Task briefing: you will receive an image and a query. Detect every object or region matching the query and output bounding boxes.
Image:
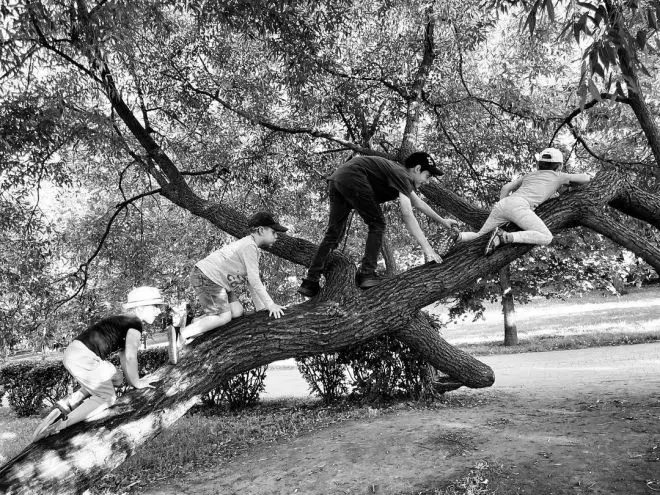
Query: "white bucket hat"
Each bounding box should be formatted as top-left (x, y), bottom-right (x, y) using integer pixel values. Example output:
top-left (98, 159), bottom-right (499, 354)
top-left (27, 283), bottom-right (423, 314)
top-left (123, 286), bottom-right (165, 309)
top-left (537, 147), bottom-right (563, 164)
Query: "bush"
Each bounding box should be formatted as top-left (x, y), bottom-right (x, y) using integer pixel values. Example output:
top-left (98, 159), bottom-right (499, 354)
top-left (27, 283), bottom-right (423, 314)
top-left (296, 354), bottom-right (348, 404)
top-left (0, 361), bottom-right (73, 416)
top-left (0, 347), bottom-right (170, 416)
top-left (201, 366), bottom-right (268, 410)
top-left (297, 336), bottom-right (437, 403)
top-left (340, 335), bottom-right (433, 401)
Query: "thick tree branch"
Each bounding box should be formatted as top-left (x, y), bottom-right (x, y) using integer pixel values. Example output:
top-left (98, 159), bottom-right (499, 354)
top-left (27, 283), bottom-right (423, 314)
top-left (577, 206), bottom-right (660, 272)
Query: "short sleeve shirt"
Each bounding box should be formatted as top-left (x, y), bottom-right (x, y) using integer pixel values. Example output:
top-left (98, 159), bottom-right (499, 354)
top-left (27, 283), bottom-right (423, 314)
top-left (330, 156), bottom-right (414, 203)
top-left (75, 315), bottom-right (143, 360)
top-left (195, 235), bottom-right (275, 309)
top-left (511, 170), bottom-right (573, 209)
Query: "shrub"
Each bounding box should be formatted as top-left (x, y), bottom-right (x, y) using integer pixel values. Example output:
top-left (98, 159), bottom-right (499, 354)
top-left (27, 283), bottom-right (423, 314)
top-left (297, 336), bottom-right (437, 403)
top-left (0, 361), bottom-right (73, 416)
top-left (0, 347), bottom-right (170, 416)
top-left (201, 366), bottom-right (268, 410)
top-left (296, 354), bottom-right (348, 404)
top-left (338, 335), bottom-right (429, 401)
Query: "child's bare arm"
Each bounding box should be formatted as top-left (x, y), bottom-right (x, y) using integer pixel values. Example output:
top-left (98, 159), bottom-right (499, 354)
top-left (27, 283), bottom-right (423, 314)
top-left (566, 173), bottom-right (591, 185)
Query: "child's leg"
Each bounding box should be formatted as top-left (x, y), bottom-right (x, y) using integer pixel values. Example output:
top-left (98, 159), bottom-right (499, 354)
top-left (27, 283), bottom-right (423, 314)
top-left (228, 291), bottom-right (244, 318)
top-left (181, 312), bottom-right (232, 341)
top-left (35, 341), bottom-right (117, 439)
top-left (459, 204), bottom-right (507, 242)
top-left (56, 388), bottom-right (91, 414)
top-left (505, 200), bottom-right (553, 245)
top-left (183, 268), bottom-right (233, 341)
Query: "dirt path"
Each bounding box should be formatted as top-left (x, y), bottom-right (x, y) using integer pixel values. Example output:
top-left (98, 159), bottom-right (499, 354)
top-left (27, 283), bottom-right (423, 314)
top-left (143, 343), bottom-right (660, 494)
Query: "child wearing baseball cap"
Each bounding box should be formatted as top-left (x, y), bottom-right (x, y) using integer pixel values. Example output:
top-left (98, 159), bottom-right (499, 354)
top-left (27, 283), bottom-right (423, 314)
top-left (168, 211), bottom-right (288, 364)
top-left (32, 286), bottom-right (164, 441)
top-left (453, 147), bottom-right (591, 254)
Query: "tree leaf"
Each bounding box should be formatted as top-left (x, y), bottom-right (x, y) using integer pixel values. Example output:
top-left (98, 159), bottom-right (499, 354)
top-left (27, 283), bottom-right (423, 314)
top-left (636, 29), bottom-right (647, 49)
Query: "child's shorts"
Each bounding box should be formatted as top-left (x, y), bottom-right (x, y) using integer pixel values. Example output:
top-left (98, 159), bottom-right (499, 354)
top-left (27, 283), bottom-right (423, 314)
top-left (63, 340), bottom-right (117, 404)
top-left (190, 266), bottom-right (237, 316)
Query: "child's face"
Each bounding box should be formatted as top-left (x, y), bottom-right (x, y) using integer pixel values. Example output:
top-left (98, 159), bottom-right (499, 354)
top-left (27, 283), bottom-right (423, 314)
top-left (410, 166), bottom-right (432, 188)
top-left (257, 226), bottom-right (279, 247)
top-left (137, 304), bottom-right (161, 324)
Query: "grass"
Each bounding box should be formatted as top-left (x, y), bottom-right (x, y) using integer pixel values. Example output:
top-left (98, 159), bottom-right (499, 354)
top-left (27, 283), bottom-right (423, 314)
top-left (0, 408), bottom-right (41, 465)
top-left (437, 285), bottom-right (660, 355)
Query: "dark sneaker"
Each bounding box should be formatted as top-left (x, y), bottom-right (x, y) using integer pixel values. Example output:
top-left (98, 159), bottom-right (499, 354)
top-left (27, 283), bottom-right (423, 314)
top-left (298, 279), bottom-right (320, 298)
top-left (356, 272), bottom-right (387, 289)
top-left (484, 227), bottom-right (506, 256)
top-left (167, 324), bottom-right (178, 365)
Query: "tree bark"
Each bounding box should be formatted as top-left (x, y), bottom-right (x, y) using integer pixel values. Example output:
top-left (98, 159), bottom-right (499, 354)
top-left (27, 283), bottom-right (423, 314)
top-left (499, 266), bottom-right (518, 346)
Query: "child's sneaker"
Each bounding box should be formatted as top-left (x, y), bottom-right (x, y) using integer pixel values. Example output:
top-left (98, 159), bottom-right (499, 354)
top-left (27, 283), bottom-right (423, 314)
top-left (298, 279), bottom-right (320, 298)
top-left (32, 409), bottom-right (64, 442)
top-left (356, 272), bottom-right (387, 289)
top-left (484, 227), bottom-right (507, 256)
top-left (54, 399), bottom-right (73, 419)
top-left (167, 324), bottom-right (179, 365)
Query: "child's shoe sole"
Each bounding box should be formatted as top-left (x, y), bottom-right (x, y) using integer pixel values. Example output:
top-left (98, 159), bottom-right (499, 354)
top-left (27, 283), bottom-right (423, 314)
top-left (167, 325), bottom-right (178, 365)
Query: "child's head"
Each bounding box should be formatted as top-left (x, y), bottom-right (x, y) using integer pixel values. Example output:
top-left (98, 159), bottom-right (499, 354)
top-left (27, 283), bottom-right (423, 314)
top-left (537, 148), bottom-right (563, 171)
top-left (123, 286), bottom-right (164, 324)
top-left (248, 211), bottom-right (288, 248)
top-left (404, 151), bottom-right (443, 187)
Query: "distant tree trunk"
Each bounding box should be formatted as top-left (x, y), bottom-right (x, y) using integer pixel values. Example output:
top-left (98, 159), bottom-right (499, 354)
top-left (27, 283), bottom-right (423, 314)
top-left (499, 266), bottom-right (518, 346)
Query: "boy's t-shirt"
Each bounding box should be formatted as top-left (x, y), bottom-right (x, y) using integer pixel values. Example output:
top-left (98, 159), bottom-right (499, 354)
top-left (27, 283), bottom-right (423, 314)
top-left (195, 235), bottom-right (275, 309)
top-left (330, 156), bottom-right (414, 203)
top-left (75, 314), bottom-right (143, 360)
top-left (510, 170), bottom-right (573, 209)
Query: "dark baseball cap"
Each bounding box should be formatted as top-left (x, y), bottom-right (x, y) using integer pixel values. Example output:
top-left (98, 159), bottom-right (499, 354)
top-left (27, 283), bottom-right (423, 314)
top-left (403, 151), bottom-right (443, 177)
top-left (247, 212), bottom-right (288, 232)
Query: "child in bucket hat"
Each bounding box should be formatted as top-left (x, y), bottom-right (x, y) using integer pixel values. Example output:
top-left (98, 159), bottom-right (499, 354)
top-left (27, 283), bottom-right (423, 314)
top-left (167, 211), bottom-right (288, 365)
top-left (452, 147), bottom-right (591, 255)
top-left (32, 286), bottom-right (164, 441)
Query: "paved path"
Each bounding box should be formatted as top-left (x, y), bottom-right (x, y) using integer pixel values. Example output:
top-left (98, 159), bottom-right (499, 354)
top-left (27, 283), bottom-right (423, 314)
top-left (263, 342), bottom-right (660, 400)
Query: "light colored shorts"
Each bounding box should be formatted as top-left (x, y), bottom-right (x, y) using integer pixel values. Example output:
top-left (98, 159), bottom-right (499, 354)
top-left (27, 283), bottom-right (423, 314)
top-left (190, 266), bottom-right (237, 316)
top-left (63, 340), bottom-right (117, 404)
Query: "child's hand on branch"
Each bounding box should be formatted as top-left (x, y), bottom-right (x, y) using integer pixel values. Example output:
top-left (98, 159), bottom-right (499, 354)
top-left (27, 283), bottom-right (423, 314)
top-left (268, 303), bottom-right (285, 319)
top-left (442, 218), bottom-right (460, 230)
top-left (424, 249), bottom-right (442, 264)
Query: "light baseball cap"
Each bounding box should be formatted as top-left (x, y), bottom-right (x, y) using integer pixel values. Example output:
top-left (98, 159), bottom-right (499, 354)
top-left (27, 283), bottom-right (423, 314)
top-left (123, 286), bottom-right (165, 309)
top-left (537, 148), bottom-right (563, 164)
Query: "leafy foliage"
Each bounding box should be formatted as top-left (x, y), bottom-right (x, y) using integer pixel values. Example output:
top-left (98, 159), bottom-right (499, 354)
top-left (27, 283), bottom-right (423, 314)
top-left (296, 353), bottom-right (348, 403)
top-left (201, 366), bottom-right (268, 410)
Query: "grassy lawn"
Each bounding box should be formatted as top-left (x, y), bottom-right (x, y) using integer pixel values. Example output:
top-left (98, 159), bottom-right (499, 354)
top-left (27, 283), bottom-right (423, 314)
top-left (437, 285), bottom-right (660, 355)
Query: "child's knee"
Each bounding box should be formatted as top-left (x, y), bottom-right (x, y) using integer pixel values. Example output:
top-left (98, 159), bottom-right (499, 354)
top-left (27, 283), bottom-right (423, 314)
top-left (230, 301), bottom-right (244, 318)
top-left (217, 311), bottom-right (233, 326)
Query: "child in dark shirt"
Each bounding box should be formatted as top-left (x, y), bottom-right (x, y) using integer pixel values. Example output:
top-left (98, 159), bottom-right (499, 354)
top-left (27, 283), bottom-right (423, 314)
top-left (32, 286), bottom-right (163, 441)
top-left (298, 152), bottom-right (459, 297)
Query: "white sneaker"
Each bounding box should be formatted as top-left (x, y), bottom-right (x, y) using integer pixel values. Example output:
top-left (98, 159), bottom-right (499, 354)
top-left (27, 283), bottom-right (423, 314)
top-left (32, 409), bottom-right (64, 442)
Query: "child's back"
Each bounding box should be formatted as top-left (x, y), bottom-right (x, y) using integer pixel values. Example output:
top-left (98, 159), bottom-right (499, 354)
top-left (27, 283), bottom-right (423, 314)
top-left (510, 170), bottom-right (573, 209)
